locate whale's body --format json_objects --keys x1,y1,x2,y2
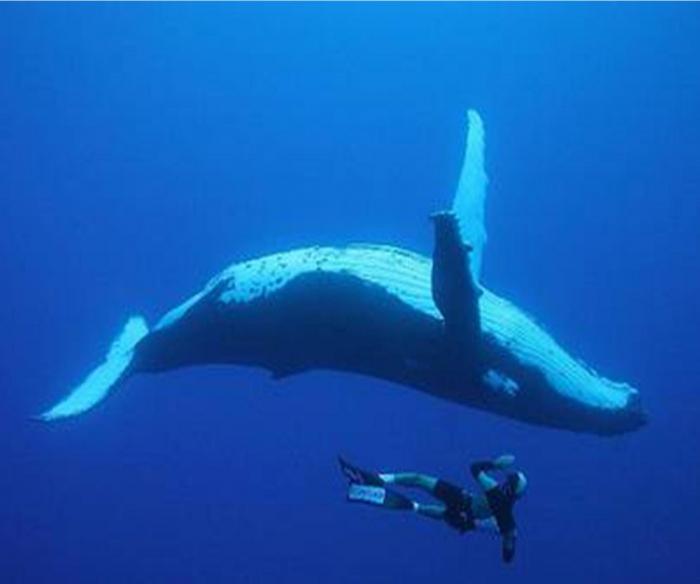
[{"x1": 40, "y1": 112, "x2": 645, "y2": 435}]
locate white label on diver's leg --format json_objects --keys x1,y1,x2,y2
[{"x1": 348, "y1": 484, "x2": 387, "y2": 505}]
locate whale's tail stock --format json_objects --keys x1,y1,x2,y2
[{"x1": 36, "y1": 316, "x2": 149, "y2": 421}]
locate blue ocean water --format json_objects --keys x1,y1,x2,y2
[{"x1": 2, "y1": 3, "x2": 699, "y2": 582}]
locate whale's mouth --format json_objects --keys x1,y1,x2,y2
[
  {"x1": 572, "y1": 395, "x2": 648, "y2": 436},
  {"x1": 585, "y1": 389, "x2": 647, "y2": 435}
]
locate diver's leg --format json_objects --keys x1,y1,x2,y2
[
  {"x1": 378, "y1": 472, "x2": 470, "y2": 520},
  {"x1": 379, "y1": 472, "x2": 439, "y2": 494},
  {"x1": 339, "y1": 459, "x2": 446, "y2": 501},
  {"x1": 347, "y1": 485, "x2": 470, "y2": 533},
  {"x1": 347, "y1": 484, "x2": 447, "y2": 522},
  {"x1": 414, "y1": 503, "x2": 447, "y2": 521}
]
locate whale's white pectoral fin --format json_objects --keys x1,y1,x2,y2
[
  {"x1": 37, "y1": 316, "x2": 148, "y2": 421},
  {"x1": 451, "y1": 109, "x2": 488, "y2": 282}
]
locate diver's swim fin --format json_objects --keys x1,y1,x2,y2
[
  {"x1": 338, "y1": 456, "x2": 384, "y2": 486},
  {"x1": 347, "y1": 484, "x2": 414, "y2": 510}
]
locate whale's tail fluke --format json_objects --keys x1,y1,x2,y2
[{"x1": 37, "y1": 316, "x2": 148, "y2": 421}]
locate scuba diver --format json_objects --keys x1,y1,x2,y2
[{"x1": 339, "y1": 454, "x2": 527, "y2": 563}]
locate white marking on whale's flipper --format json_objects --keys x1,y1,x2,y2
[
  {"x1": 38, "y1": 316, "x2": 148, "y2": 421},
  {"x1": 452, "y1": 110, "x2": 488, "y2": 282}
]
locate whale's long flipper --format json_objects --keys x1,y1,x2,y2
[
  {"x1": 430, "y1": 212, "x2": 481, "y2": 359},
  {"x1": 38, "y1": 316, "x2": 148, "y2": 421},
  {"x1": 451, "y1": 110, "x2": 488, "y2": 282}
]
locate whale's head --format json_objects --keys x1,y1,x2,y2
[
  {"x1": 480, "y1": 358, "x2": 647, "y2": 435},
  {"x1": 593, "y1": 382, "x2": 647, "y2": 434},
  {"x1": 542, "y1": 373, "x2": 647, "y2": 435},
  {"x1": 479, "y1": 290, "x2": 647, "y2": 435},
  {"x1": 535, "y1": 369, "x2": 646, "y2": 435}
]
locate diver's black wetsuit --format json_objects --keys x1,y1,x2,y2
[
  {"x1": 471, "y1": 460, "x2": 519, "y2": 562},
  {"x1": 432, "y1": 479, "x2": 477, "y2": 533},
  {"x1": 433, "y1": 470, "x2": 517, "y2": 540}
]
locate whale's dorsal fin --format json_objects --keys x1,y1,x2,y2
[{"x1": 451, "y1": 110, "x2": 488, "y2": 283}]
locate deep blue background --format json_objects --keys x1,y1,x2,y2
[{"x1": 2, "y1": 4, "x2": 700, "y2": 583}]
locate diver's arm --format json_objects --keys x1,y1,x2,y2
[
  {"x1": 470, "y1": 454, "x2": 512, "y2": 491},
  {"x1": 501, "y1": 530, "x2": 517, "y2": 563},
  {"x1": 493, "y1": 454, "x2": 515, "y2": 469}
]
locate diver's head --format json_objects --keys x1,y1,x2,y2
[{"x1": 506, "y1": 471, "x2": 528, "y2": 499}]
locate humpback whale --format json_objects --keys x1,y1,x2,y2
[{"x1": 39, "y1": 111, "x2": 645, "y2": 435}]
